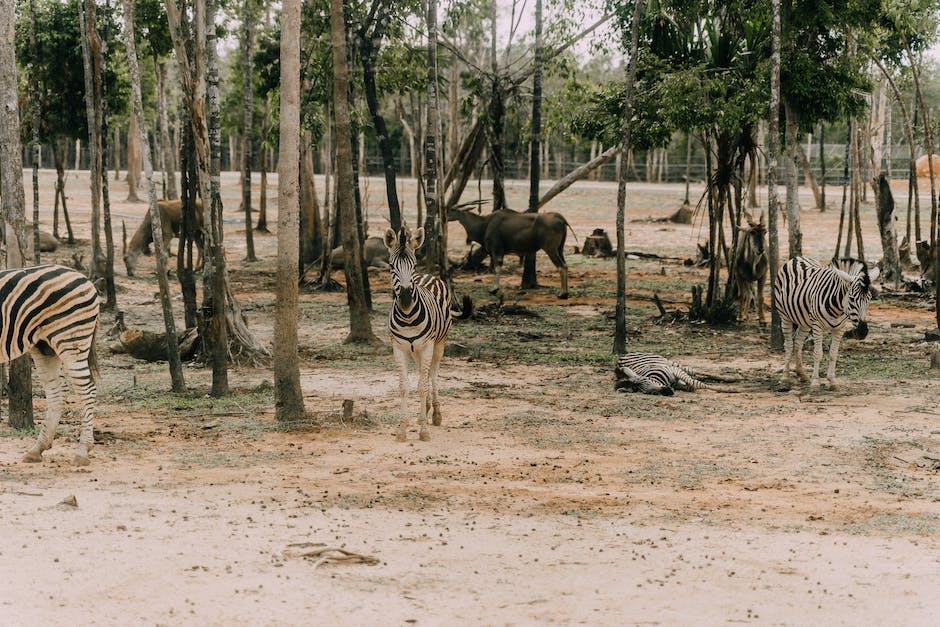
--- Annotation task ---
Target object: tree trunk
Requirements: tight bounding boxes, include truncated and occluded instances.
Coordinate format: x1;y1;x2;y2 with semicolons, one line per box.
275;0;305;421
767;0;784;351
256;96;270;233
521;0;543;291
539;146;617;209
0;0;33;428
122;0;184;392
178;109;199;330
299;132;321;269
113;124;120;180
126;114;141;201
241;0;256;261
157;60;178;199
331;0;377;343
784;102;802;258
423;0;446;275
795;142;822;210
98;5;116;311
52;138;75;244
487;1;506;211
875;173;901;287
359;3;402;232
613;0;644;354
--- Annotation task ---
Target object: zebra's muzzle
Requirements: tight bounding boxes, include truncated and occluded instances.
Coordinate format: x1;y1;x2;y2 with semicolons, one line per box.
846;320;869;340
398;287;413;309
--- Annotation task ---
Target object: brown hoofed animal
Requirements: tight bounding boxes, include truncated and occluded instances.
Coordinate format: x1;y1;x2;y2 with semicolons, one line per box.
447;206;573;298
328;236;390;270
733;212;768;323
123;199;204;276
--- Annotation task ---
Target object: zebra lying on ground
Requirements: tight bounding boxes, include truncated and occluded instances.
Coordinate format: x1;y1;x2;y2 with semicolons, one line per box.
385;226;471;441
774;256;878;389
0;264;101;465
615;353;709;395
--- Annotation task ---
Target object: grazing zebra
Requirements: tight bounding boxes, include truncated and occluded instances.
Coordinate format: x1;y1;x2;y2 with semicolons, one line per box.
774;257;878;389
615;352;709;395
384;226;471;441
0;264;101;465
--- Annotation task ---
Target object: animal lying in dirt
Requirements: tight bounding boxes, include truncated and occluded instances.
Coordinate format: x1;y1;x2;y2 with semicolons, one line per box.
328;237;390;270
615;353;709;395
123;199;204;276
447;206;573;298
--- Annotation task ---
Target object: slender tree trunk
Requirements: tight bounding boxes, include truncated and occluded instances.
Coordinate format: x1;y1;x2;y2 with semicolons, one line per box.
0;0;33;428
359;3;402;231
299;131;321;268
178;107;198;329
256;95;270;232
29;0;41;264
423;0;446;274
487;1;507;210
275;0;304;421
157;60;178;199
52;138;75;244
331;0;376;343
613;0;644;354
98;2;116;310
538;146;618;209
113;124;120;180
906;43;937;250
784;102;802;258
126;114;141;201
521;0;543;290
79;0;103;271
123;0;184;391
241;0;256;261
819;124;826;211
767;0;783;351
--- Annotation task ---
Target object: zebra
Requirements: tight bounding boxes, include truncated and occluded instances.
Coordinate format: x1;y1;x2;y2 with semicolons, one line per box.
774;256;878;389
733;212;768;324
0;264;101;465
384;226;471;441
615;352;709;395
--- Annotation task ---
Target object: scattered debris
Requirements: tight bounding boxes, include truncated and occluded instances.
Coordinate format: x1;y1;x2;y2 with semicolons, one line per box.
579;229;614;258
283;542;380;570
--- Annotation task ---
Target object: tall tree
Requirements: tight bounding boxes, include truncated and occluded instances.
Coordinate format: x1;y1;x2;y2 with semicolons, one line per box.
331;0;378;343
122;0;184;391
275;0;305;421
613;0;644;354
521;0;544;291
423;0;447;275
241;0;257;261
28;0;41;264
767;0;784;351
0;0;34;428
78;0;103;271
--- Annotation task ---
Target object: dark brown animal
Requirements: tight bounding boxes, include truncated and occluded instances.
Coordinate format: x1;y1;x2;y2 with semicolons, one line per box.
733;212;767;324
580;228;613;257
123;199;204;276
447;207;572;298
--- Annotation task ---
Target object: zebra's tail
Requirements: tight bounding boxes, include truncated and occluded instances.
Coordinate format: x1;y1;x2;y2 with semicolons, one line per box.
88;319;101;381
452;294;473;320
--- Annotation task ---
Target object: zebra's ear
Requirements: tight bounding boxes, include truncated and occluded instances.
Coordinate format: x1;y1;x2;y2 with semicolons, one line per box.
411;227;425;250
384;228;397;250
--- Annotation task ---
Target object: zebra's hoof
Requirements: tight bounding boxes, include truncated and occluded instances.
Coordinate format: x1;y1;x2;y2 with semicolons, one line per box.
558;293;569;300
72;453;91;466
431;415;442;427
396;432;407;442
826;380;838;391
419;431;431;442
22;450;43;463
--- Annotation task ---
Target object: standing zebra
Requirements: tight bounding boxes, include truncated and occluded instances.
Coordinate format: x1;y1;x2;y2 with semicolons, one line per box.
384;226;471;441
0;265;101;465
774;257;878;389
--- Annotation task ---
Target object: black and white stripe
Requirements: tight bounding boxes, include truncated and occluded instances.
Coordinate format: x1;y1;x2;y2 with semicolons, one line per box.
615;352;708;395
774;256;878;388
384;227;470;441
1;264;101;465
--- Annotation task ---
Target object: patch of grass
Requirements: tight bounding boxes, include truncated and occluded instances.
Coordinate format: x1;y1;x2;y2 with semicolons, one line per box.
843;512;940;536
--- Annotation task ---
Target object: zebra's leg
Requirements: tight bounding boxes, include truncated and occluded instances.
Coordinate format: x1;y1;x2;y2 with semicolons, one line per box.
61;353;96;465
792;328;810;382
23;351;65;463
757;275;766;325
809;325;825;388
781;322;795;385
415;346;433;441
393;344;410;441
429;340;445;426
826;331;845;389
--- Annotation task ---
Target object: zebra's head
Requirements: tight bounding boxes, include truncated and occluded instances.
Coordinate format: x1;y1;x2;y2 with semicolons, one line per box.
831;258;879;339
384;226;425;309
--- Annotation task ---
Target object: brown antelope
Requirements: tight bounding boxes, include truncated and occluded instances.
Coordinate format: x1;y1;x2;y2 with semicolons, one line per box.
122;199;204;276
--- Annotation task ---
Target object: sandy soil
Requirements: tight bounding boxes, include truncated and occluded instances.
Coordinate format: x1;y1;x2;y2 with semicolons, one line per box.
0;170;939;625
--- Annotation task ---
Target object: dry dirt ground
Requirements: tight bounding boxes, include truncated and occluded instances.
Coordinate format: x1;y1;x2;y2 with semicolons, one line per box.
1;170;939;625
